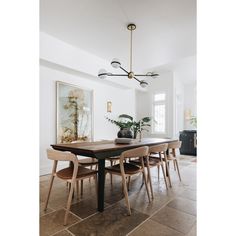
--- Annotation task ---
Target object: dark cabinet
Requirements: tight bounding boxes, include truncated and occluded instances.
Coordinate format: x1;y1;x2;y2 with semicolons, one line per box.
179;130;197;156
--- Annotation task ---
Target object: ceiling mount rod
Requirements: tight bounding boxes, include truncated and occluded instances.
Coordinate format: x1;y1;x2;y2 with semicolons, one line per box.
127;24;136;74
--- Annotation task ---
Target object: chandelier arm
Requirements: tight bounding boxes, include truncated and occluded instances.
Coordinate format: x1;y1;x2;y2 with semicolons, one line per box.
134;74;149;77
119;66;129;74
133;76;141;83
107;74;129;77
134;73;160;77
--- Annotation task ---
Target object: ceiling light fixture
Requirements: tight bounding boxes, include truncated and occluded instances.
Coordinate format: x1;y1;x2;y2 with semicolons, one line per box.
98;24;159;88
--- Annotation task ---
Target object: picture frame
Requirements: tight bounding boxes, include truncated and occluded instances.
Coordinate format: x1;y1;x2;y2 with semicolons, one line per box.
56;81;93;143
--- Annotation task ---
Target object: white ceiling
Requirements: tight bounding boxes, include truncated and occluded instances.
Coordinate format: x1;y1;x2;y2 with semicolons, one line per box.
40;0;196;81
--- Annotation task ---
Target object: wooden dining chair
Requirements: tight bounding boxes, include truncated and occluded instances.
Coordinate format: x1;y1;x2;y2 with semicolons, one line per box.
148;143;171;189
129;143;170;196
105;146;151;215
44;149;98;225
166;141;182;181
77;157;98;196
105;155;121;185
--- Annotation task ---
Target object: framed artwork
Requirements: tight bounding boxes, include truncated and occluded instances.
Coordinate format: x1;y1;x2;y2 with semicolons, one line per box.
56;81;93;143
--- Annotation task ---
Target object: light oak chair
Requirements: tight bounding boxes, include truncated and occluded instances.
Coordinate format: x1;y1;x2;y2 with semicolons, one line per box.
166;141;182;181
148;143;171;189
77;157;98;196
129;143;170;196
106;156;121;185
44;149;98;225
105;146;151;215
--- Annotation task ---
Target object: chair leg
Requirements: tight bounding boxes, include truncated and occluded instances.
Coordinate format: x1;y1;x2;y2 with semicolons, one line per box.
76;180;79;199
157;165;160;181
110;160;113;186
64;179;75;226
127;176;131;191
80;180;83;196
173;160;176;171
141;173;144;185
175;160;182;181
94;174;98;201
142;171;151;203
89;166;92;183
121;175;131;215
161;164;168;190
146;166;154;199
165;162;172;188
44;175;55;211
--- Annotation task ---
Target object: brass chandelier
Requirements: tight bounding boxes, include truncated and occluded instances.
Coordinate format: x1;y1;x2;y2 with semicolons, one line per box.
98;24;159;88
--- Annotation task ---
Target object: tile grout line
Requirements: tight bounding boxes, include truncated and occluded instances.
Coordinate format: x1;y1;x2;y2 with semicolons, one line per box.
125;174;196;236
126;195;177;235
41;158;196;236
126;193;196;236
65;202;116;230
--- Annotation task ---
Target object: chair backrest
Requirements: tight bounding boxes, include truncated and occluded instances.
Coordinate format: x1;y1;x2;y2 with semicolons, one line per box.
47;149;79;177
120;146;149;161
47;149;77;163
149;143;168;154
168;141;182;149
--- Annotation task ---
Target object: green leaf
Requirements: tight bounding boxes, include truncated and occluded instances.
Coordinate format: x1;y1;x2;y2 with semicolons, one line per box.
118;114;133;121
141;117;151;122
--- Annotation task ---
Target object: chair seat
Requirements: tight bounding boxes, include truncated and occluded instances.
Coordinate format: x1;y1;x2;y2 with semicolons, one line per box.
149;153;160;158
56;166;97;180
78;157;98;165
166;155;176;161
129;158;159;167
105;163;141;174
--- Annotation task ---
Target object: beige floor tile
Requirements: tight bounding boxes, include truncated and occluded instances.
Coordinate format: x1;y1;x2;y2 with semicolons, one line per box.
40;202;54;216
186;223;197;236
39;155;197;235
40;209;80;236
70;197;109;219
128;219;184;236
40;183;80;209
178;188;196;201
52;230;74;236
151;206;196;234
167;197;196;216
68;203;149;236
123;189;174;216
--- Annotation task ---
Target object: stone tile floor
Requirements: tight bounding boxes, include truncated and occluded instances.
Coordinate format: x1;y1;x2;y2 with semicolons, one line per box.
40;155;196;236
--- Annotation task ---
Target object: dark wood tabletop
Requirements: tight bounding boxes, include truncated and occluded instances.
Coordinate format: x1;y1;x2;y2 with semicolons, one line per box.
51;138;177;212
51;138;177;159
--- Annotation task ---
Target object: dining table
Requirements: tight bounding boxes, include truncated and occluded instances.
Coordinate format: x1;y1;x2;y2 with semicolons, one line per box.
51;137;177;212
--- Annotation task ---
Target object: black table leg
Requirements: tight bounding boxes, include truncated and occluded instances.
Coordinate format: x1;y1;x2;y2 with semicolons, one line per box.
97;159;105;212
165;150;169;177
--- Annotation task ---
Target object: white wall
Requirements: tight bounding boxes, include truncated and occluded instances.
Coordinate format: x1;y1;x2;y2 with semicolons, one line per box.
184;83;197;130
136;72;174;138
40;32;136;175
173;72;185;138
40;31;196;175
136;68;196;139
40;63;135;175
40;32;144;90
173;55;196;135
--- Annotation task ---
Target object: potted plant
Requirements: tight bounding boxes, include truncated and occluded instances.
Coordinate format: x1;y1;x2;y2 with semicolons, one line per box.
106;114;151;139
